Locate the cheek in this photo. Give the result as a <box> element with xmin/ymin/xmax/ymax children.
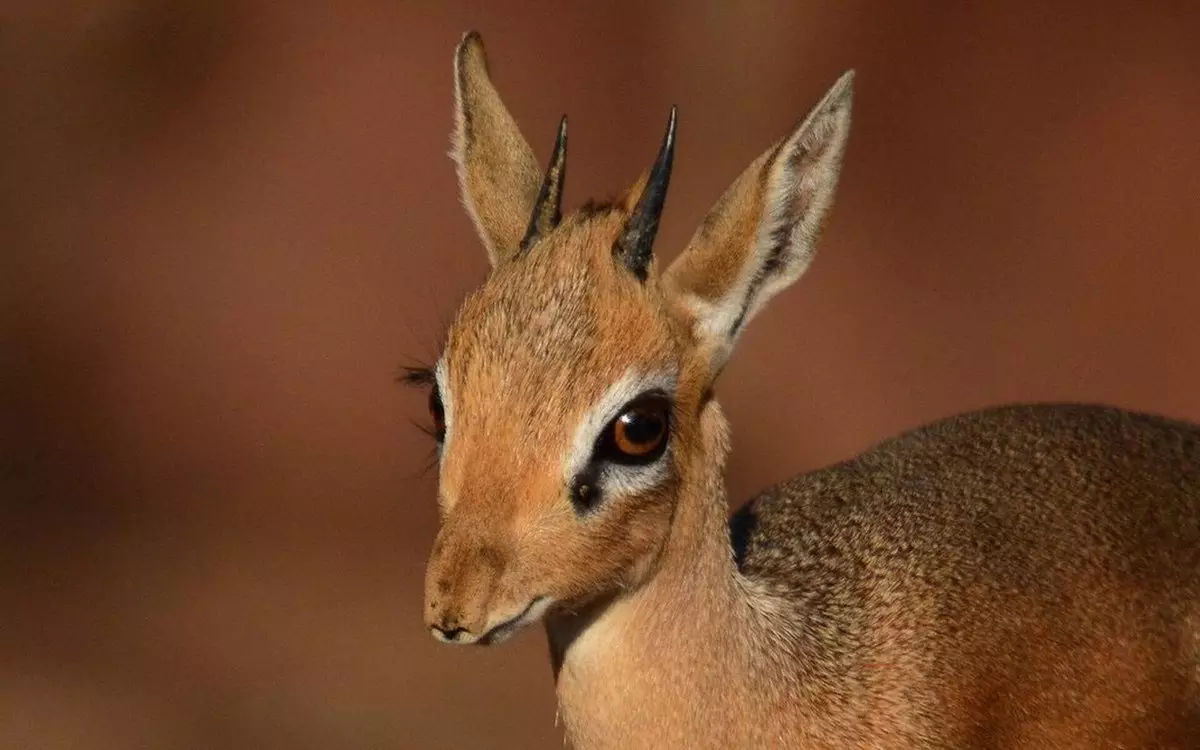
<box><xmin>573</xmin><ymin>493</ymin><xmax>675</xmax><ymax>578</ymax></box>
<box><xmin>502</xmin><ymin>478</ymin><xmax>678</xmax><ymax>599</ymax></box>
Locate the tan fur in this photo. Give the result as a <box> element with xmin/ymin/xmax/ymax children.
<box><xmin>421</xmin><ymin>31</ymin><xmax>1200</xmax><ymax>748</ymax></box>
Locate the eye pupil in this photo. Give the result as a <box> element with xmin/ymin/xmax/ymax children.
<box><xmin>619</xmin><ymin>411</ymin><xmax>663</xmax><ymax>446</ymax></box>
<box><xmin>606</xmin><ymin>395</ymin><xmax>670</xmax><ymax>460</ymax></box>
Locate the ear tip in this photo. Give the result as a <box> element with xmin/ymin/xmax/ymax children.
<box><xmin>456</xmin><ymin>30</ymin><xmax>487</xmax><ymax>69</ymax></box>
<box><xmin>831</xmin><ymin>69</ymin><xmax>856</xmax><ymax>102</ymax></box>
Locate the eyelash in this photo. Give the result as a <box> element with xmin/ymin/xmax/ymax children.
<box><xmin>399</xmin><ymin>365</ymin><xmax>436</xmax><ymax>388</ymax></box>
<box><xmin>399</xmin><ymin>365</ymin><xmax>443</xmax><ymax>446</ymax></box>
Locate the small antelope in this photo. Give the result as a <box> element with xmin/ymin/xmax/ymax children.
<box><xmin>414</xmin><ymin>31</ymin><xmax>1200</xmax><ymax>748</ymax></box>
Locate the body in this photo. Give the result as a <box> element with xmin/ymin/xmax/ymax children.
<box><xmin>552</xmin><ymin>402</ymin><xmax>1200</xmax><ymax>747</ymax></box>
<box><xmin>414</xmin><ymin>32</ymin><xmax>1200</xmax><ymax>749</ymax></box>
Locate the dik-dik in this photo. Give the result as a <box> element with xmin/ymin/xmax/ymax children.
<box><xmin>412</xmin><ymin>31</ymin><xmax>1200</xmax><ymax>748</ymax></box>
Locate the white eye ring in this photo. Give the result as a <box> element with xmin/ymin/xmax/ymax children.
<box><xmin>563</xmin><ymin>369</ymin><xmax>677</xmax><ymax>489</ymax></box>
<box><xmin>434</xmin><ymin>359</ymin><xmax>454</xmax><ymax>454</ymax></box>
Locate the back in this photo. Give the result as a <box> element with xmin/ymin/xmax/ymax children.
<box><xmin>731</xmin><ymin>403</ymin><xmax>1200</xmax><ymax>747</ymax></box>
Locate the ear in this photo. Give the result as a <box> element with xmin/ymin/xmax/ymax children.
<box><xmin>452</xmin><ymin>31</ymin><xmax>543</xmax><ymax>267</ymax></box>
<box><xmin>663</xmin><ymin>71</ymin><xmax>854</xmax><ymax>374</ymax></box>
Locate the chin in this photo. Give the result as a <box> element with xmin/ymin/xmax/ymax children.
<box><xmin>481</xmin><ymin>596</ymin><xmax>553</xmax><ymax>645</ymax></box>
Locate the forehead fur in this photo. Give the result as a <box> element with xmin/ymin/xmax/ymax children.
<box><xmin>444</xmin><ymin>209</ymin><xmax>680</xmax><ymax>454</ymax></box>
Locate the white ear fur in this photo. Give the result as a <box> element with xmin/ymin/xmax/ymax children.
<box><xmin>664</xmin><ymin>71</ymin><xmax>854</xmax><ymax>373</ymax></box>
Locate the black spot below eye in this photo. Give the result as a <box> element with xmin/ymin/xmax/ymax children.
<box><xmin>594</xmin><ymin>392</ymin><xmax>671</xmax><ymax>465</ymax></box>
<box><xmin>429</xmin><ymin>386</ymin><xmax>446</xmax><ymax>443</ymax></box>
<box><xmin>570</xmin><ymin>465</ymin><xmax>601</xmax><ymax>513</ymax></box>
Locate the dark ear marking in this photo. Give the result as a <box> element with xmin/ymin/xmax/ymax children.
<box><xmin>519</xmin><ymin>115</ymin><xmax>569</xmax><ymax>253</ymax></box>
<box><xmin>614</xmin><ymin>107</ymin><xmax>677</xmax><ymax>281</ymax></box>
<box><xmin>727</xmin><ymin>167</ymin><xmax>794</xmax><ymax>337</ymax></box>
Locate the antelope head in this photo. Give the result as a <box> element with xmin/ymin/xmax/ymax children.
<box><xmin>419</xmin><ymin>31</ymin><xmax>852</xmax><ymax>645</ymax></box>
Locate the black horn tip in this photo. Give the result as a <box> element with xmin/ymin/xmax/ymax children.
<box><xmin>519</xmin><ymin>114</ymin><xmax>570</xmax><ymax>253</ymax></box>
<box><xmin>552</xmin><ymin>115</ymin><xmax>568</xmax><ymax>168</ymax></box>
<box><xmin>617</xmin><ymin>106</ymin><xmax>678</xmax><ymax>280</ymax></box>
<box><xmin>548</xmin><ymin>114</ymin><xmax>568</xmax><ymax>223</ymax></box>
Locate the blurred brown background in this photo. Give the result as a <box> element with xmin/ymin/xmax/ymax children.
<box><xmin>3</xmin><ymin>1</ymin><xmax>1198</xmax><ymax>748</ymax></box>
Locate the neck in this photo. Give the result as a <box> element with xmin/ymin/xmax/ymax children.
<box><xmin>545</xmin><ymin>399</ymin><xmax>771</xmax><ymax>748</ymax></box>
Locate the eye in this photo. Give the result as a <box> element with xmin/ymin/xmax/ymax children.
<box><xmin>594</xmin><ymin>392</ymin><xmax>670</xmax><ymax>465</ymax></box>
<box><xmin>429</xmin><ymin>385</ymin><xmax>446</xmax><ymax>443</ymax></box>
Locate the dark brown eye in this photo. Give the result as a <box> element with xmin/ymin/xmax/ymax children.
<box><xmin>429</xmin><ymin>386</ymin><xmax>446</xmax><ymax>442</ymax></box>
<box><xmin>596</xmin><ymin>393</ymin><xmax>670</xmax><ymax>464</ymax></box>
<box><xmin>614</xmin><ymin>410</ymin><xmax>666</xmax><ymax>455</ymax></box>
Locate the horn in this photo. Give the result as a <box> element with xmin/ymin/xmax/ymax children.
<box><xmin>615</xmin><ymin>106</ymin><xmax>677</xmax><ymax>280</ymax></box>
<box><xmin>519</xmin><ymin>115</ymin><xmax>568</xmax><ymax>252</ymax></box>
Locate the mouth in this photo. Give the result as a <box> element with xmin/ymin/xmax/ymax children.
<box><xmin>478</xmin><ymin>596</ymin><xmax>552</xmax><ymax>646</ymax></box>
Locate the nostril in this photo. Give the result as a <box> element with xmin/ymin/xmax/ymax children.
<box><xmin>432</xmin><ymin>624</ymin><xmax>469</xmax><ymax>643</ymax></box>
